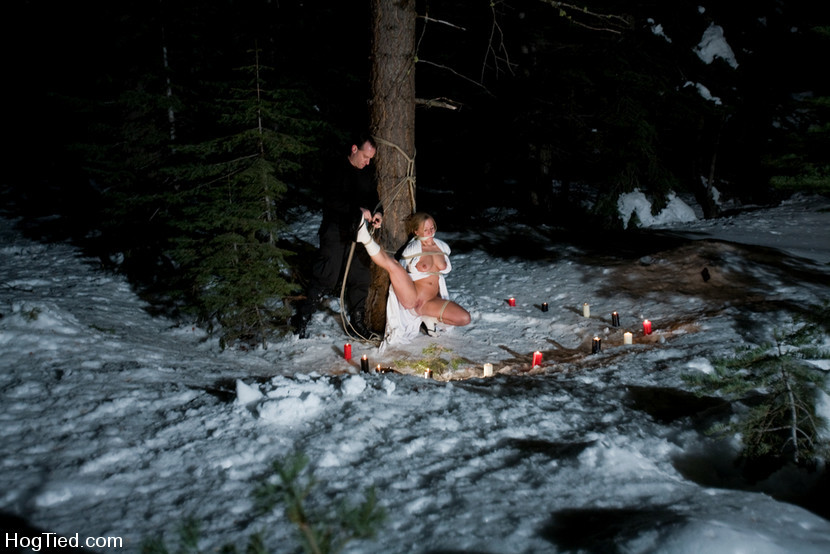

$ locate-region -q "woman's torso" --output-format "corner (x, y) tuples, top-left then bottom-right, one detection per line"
(410, 240), (447, 301)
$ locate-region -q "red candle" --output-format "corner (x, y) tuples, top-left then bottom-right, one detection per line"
(532, 351), (542, 367)
(643, 320), (652, 335)
(344, 343), (352, 360)
(508, 297), (516, 307)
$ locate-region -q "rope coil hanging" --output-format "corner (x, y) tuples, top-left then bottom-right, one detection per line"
(340, 135), (417, 343)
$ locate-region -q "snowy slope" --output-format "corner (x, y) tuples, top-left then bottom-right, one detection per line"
(1, 194), (830, 553)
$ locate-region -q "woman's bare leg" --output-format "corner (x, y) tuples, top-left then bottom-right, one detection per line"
(418, 298), (471, 326)
(356, 219), (419, 308)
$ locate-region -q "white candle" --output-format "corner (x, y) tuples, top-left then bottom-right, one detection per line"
(483, 363), (494, 377)
(583, 303), (590, 317)
(624, 332), (633, 345)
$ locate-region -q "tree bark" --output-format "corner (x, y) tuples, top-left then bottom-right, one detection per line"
(366, 0), (417, 333)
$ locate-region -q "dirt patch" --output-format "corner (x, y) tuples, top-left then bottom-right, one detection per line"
(466, 239), (827, 378)
(368, 239), (829, 381)
(593, 238), (828, 312)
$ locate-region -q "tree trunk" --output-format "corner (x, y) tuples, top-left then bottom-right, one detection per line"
(366, 0), (417, 333)
(694, 114), (726, 219)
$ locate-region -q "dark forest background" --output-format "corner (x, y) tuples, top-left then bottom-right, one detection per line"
(4, 1), (828, 346)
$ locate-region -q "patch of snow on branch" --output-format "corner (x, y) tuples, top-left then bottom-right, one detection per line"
(648, 18), (672, 43)
(695, 23), (739, 68)
(683, 81), (722, 105)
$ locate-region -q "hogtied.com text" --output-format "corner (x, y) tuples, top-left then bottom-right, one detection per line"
(6, 531), (123, 551)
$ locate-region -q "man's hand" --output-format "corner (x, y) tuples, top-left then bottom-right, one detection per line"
(372, 212), (383, 229)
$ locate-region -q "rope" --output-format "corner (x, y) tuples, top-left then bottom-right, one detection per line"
(437, 299), (450, 324)
(339, 240), (381, 344)
(372, 135), (417, 215)
(400, 251), (448, 260)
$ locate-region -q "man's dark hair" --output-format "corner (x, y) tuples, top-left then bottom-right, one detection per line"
(349, 132), (376, 153)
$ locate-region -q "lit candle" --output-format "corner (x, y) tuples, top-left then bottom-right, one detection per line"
(611, 311), (620, 327)
(623, 332), (633, 345)
(541, 302), (549, 312)
(483, 363), (494, 377)
(360, 354), (369, 373)
(425, 368), (433, 379)
(643, 320), (652, 335)
(344, 343), (352, 360)
(532, 351), (543, 367)
(508, 297), (516, 307)
(583, 303), (590, 317)
(592, 337), (602, 354)
(376, 364), (382, 374)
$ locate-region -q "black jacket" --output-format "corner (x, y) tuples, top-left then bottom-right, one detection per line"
(319, 156), (382, 240)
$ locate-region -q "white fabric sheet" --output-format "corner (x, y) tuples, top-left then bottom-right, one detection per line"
(379, 238), (451, 350)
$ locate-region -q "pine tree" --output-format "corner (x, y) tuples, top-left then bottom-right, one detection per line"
(763, 27), (830, 195)
(684, 307), (830, 466)
(253, 452), (386, 554)
(67, 68), (181, 275)
(164, 48), (319, 348)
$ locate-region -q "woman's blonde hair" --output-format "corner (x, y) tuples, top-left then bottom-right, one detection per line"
(405, 212), (436, 236)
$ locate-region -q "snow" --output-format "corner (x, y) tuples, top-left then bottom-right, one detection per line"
(648, 18), (672, 43)
(618, 191), (699, 228)
(676, 18), (738, 104)
(2, 193), (830, 552)
(695, 23), (739, 68)
(683, 81), (723, 105)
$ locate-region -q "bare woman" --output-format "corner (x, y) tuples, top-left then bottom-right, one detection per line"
(357, 211), (471, 328)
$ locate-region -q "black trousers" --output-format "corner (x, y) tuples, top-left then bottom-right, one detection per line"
(304, 225), (371, 316)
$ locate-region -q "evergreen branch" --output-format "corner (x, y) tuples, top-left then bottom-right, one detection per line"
(689, 307), (830, 465)
(254, 452), (385, 553)
(780, 358), (801, 461)
(296, 520), (323, 554)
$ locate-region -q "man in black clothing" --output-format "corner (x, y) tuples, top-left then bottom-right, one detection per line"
(292, 134), (383, 338)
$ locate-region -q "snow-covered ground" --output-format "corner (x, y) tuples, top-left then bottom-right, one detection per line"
(2, 194), (830, 553)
